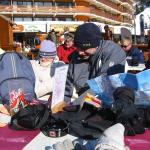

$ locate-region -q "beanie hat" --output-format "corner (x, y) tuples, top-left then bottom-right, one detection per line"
(74, 23), (101, 50)
(39, 40), (56, 58)
(95, 123), (126, 150)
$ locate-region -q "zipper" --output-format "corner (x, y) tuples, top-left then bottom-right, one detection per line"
(10, 54), (17, 78)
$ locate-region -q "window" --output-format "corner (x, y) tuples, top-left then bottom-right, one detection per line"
(13, 1), (32, 6)
(146, 2), (150, 7)
(55, 2), (73, 7)
(13, 1), (17, 5)
(34, 17), (52, 21)
(24, 17), (32, 21)
(35, 2), (43, 6)
(17, 2), (23, 5)
(55, 17), (73, 21)
(43, 18), (47, 21)
(23, 2), (32, 6)
(66, 18), (73, 21)
(43, 2), (52, 7)
(14, 17), (32, 21)
(46, 18), (52, 21)
(34, 17), (44, 21)
(55, 18), (66, 21)
(0, 0), (10, 5)
(14, 17), (23, 21)
(140, 14), (144, 35)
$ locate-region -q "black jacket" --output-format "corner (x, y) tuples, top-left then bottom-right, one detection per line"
(64, 40), (126, 102)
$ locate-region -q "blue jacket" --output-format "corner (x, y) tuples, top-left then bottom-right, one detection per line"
(126, 47), (144, 63)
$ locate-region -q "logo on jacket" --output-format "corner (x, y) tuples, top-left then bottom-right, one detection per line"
(109, 61), (114, 67)
(99, 60), (102, 67)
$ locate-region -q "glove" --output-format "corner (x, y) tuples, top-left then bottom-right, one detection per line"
(112, 87), (145, 136)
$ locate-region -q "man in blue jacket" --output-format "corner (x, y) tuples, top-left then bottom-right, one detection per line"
(121, 37), (144, 64)
(64, 23), (126, 102)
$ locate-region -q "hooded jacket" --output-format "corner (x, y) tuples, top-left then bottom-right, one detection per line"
(64, 40), (126, 103)
(57, 44), (76, 64)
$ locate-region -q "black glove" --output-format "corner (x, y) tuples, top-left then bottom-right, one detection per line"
(112, 87), (145, 136)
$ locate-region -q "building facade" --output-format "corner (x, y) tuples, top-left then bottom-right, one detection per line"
(0, 0), (135, 46)
(0, 0), (134, 26)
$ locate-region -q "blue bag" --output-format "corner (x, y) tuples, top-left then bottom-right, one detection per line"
(0, 52), (36, 104)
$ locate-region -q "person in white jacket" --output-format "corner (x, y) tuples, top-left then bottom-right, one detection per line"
(31, 39), (63, 100)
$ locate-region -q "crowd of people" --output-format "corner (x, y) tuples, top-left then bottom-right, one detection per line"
(30, 23), (149, 102)
(1, 22), (149, 107)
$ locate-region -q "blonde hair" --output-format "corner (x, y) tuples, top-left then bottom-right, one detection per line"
(122, 37), (132, 45)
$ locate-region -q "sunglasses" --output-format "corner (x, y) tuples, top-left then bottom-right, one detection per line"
(121, 45), (128, 48)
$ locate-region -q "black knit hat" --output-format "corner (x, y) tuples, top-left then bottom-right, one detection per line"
(74, 23), (101, 50)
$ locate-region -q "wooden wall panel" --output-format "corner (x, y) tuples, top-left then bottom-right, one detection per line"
(75, 0), (89, 7)
(0, 18), (9, 47)
(75, 15), (89, 21)
(0, 17), (14, 50)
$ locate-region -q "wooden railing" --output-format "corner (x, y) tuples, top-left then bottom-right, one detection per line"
(84, 0), (133, 12)
(97, 0), (120, 11)
(119, 0), (133, 6)
(0, 5), (132, 24)
(91, 8), (121, 22)
(0, 6), (76, 13)
(0, 5), (131, 16)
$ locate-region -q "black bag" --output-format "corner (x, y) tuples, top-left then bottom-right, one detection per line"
(9, 104), (50, 130)
(41, 117), (69, 138)
(52, 103), (113, 139)
(69, 114), (113, 139)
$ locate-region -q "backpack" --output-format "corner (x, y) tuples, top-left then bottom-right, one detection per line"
(0, 52), (36, 105)
(9, 104), (50, 130)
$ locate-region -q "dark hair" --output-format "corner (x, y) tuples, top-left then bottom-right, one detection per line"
(65, 33), (74, 41)
(46, 34), (52, 41)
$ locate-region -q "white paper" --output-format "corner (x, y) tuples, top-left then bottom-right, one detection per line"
(51, 65), (68, 108)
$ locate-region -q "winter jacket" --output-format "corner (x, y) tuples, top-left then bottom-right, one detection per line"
(126, 47), (144, 63)
(64, 40), (126, 102)
(31, 58), (65, 100)
(57, 45), (76, 64)
(30, 60), (53, 99)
